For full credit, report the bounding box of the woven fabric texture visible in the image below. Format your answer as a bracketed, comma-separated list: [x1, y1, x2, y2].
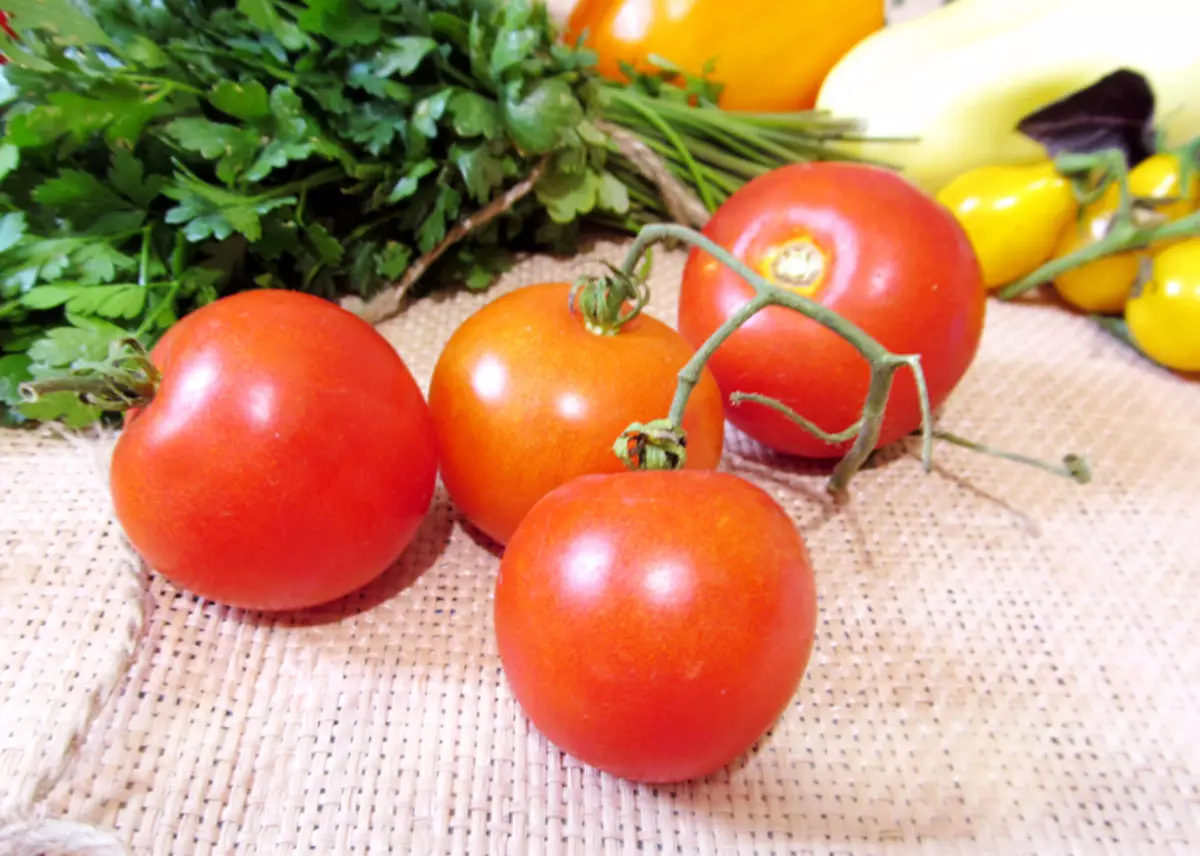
[2, 237, 1198, 855]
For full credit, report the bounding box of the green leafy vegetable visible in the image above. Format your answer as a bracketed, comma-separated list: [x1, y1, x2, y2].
[0, 0, 875, 427]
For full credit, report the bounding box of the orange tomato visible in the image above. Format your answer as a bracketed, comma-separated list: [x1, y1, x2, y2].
[428, 282, 726, 546]
[565, 0, 884, 111]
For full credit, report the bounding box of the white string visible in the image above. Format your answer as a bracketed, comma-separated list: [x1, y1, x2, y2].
[0, 424, 145, 856]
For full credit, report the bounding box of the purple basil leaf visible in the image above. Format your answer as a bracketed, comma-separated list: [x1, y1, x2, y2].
[1016, 69, 1157, 166]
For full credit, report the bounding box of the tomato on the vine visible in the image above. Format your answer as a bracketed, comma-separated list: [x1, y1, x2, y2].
[1050, 186, 1142, 315]
[564, 0, 883, 111]
[110, 290, 439, 612]
[936, 160, 1078, 290]
[1051, 153, 1200, 314]
[1129, 151, 1200, 223]
[1126, 238, 1200, 372]
[494, 469, 818, 783]
[428, 282, 725, 546]
[677, 161, 986, 459]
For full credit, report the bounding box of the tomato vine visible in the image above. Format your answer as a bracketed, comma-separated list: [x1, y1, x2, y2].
[997, 140, 1200, 301]
[581, 222, 1093, 491]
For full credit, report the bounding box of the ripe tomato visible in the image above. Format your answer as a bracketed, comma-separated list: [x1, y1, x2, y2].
[494, 469, 818, 783]
[428, 282, 724, 546]
[111, 290, 438, 611]
[936, 160, 1078, 290]
[564, 0, 883, 111]
[677, 161, 986, 459]
[1126, 238, 1200, 372]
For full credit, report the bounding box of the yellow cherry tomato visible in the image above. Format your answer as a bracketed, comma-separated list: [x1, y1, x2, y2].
[1051, 188, 1143, 315]
[937, 160, 1078, 290]
[1129, 151, 1200, 223]
[1126, 238, 1200, 372]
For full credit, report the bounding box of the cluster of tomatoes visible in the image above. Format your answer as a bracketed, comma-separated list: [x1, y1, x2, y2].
[938, 147, 1200, 373]
[101, 162, 987, 783]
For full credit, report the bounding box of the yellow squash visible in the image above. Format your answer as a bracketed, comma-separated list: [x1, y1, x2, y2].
[815, 0, 1200, 193]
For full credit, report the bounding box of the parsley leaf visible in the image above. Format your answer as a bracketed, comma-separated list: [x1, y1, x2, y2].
[0, 213, 26, 254]
[107, 150, 166, 209]
[210, 80, 272, 120]
[34, 170, 129, 218]
[376, 36, 438, 77]
[0, 0, 824, 430]
[448, 91, 500, 139]
[502, 79, 583, 154]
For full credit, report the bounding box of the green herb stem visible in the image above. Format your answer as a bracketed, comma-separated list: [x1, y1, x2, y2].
[607, 90, 717, 211]
[136, 280, 182, 338]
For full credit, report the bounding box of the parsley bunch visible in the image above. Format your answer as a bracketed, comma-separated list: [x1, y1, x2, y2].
[0, 0, 875, 427]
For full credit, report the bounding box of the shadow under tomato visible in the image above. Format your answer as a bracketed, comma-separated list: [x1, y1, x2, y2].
[996, 283, 1062, 307]
[458, 516, 506, 559]
[227, 491, 456, 628]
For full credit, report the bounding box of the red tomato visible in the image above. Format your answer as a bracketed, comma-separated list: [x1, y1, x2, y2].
[677, 162, 986, 458]
[565, 0, 883, 111]
[494, 469, 818, 783]
[111, 290, 438, 611]
[428, 282, 725, 546]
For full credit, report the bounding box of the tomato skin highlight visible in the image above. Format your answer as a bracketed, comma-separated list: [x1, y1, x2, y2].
[565, 0, 884, 111]
[428, 282, 725, 546]
[1129, 151, 1200, 224]
[110, 290, 438, 612]
[678, 162, 987, 459]
[494, 469, 818, 783]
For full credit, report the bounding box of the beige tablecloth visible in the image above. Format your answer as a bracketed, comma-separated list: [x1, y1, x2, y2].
[2, 238, 1198, 855]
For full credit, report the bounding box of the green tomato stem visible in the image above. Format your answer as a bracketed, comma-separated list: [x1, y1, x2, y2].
[999, 145, 1200, 300]
[599, 223, 1087, 491]
[729, 392, 864, 445]
[19, 339, 161, 412]
[568, 262, 651, 335]
[666, 291, 773, 426]
[931, 430, 1092, 485]
[608, 223, 936, 493]
[997, 209, 1200, 300]
[833, 360, 903, 491]
[18, 376, 151, 407]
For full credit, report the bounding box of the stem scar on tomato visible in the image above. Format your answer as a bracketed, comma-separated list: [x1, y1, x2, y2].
[757, 236, 830, 296]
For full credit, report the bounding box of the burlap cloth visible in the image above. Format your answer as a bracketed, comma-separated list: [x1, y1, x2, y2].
[2, 236, 1197, 855]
